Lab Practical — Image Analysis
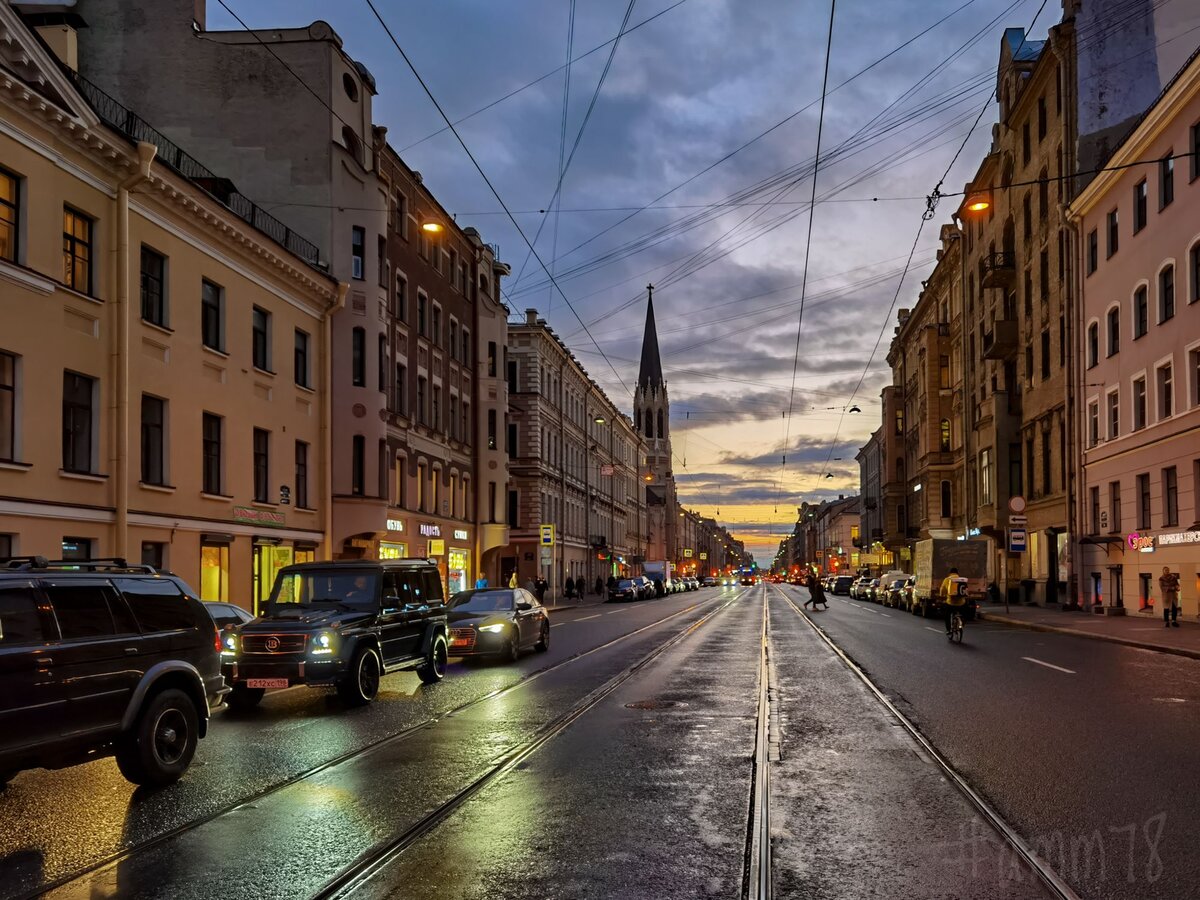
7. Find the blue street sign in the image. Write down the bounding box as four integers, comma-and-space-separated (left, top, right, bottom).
1008, 528, 1027, 553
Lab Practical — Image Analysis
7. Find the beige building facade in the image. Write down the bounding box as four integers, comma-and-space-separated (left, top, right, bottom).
0, 6, 339, 610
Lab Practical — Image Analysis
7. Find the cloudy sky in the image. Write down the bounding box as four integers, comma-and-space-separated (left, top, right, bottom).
209, 0, 1054, 561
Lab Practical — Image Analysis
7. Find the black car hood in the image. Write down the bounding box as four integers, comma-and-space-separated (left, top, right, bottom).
243, 607, 372, 630
447, 609, 514, 626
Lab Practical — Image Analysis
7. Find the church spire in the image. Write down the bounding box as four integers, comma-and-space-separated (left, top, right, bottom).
637, 283, 664, 392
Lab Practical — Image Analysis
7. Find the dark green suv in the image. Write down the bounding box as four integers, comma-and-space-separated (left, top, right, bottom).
0, 557, 226, 788
222, 560, 449, 709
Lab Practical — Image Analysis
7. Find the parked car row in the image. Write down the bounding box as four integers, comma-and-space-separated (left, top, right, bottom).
607, 574, 708, 602
849, 572, 978, 619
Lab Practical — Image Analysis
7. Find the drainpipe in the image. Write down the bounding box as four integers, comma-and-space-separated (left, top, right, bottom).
322, 282, 350, 560
113, 141, 157, 561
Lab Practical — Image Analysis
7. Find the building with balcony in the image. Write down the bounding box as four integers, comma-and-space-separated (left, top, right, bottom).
504, 310, 647, 597
0, 5, 339, 608
1069, 48, 1200, 616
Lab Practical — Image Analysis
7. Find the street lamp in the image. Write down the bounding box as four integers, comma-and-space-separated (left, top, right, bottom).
963, 189, 991, 214
421, 220, 444, 234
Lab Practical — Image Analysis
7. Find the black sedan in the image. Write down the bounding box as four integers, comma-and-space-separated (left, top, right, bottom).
446, 588, 550, 662
609, 578, 643, 602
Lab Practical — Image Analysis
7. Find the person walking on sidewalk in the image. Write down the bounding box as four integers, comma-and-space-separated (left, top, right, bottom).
535, 576, 548, 605
594, 576, 605, 597
564, 575, 575, 602
1160, 566, 1182, 627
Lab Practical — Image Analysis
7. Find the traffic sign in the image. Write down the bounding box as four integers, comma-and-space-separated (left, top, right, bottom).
1008, 496, 1027, 514
1008, 528, 1027, 553
539, 524, 555, 546
1008, 514, 1028, 525
683, 548, 693, 558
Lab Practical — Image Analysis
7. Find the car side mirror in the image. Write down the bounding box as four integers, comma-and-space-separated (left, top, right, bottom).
516, 602, 532, 611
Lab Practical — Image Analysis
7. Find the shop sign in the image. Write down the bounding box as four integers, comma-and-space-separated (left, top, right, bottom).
428, 539, 445, 556
386, 518, 405, 533
419, 523, 441, 537
1158, 530, 1200, 546
453, 529, 469, 541
233, 506, 285, 527
1126, 532, 1155, 553
600, 464, 614, 476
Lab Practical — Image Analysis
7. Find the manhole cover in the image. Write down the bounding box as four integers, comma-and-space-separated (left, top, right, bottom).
624, 699, 688, 710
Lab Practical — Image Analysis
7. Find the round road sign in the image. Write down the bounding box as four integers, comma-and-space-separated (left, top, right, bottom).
1008, 495, 1026, 514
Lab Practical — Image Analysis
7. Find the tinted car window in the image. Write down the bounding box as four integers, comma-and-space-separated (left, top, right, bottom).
46, 583, 134, 639
449, 590, 514, 612
116, 578, 193, 633
271, 570, 378, 609
422, 570, 444, 604
0, 586, 47, 645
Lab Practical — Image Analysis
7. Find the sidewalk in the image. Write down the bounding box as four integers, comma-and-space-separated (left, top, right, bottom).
977, 603, 1200, 660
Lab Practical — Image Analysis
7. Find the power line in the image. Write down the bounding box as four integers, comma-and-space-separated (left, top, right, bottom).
549, 0, 578, 314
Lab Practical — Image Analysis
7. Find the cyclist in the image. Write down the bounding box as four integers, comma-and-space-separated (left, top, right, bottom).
939, 567, 968, 635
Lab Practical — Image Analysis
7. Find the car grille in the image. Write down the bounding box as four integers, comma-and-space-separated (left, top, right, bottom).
449, 628, 476, 651
242, 633, 307, 654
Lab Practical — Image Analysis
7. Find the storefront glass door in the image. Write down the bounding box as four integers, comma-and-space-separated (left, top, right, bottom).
253, 544, 294, 615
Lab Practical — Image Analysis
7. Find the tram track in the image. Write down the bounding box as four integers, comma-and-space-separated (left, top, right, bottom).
743, 585, 773, 900
772, 585, 1080, 900
22, 590, 744, 900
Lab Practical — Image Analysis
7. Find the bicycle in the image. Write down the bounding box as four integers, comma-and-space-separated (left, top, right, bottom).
947, 608, 964, 643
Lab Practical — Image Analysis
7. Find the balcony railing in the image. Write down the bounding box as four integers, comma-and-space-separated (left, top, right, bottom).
66, 70, 322, 267
981, 251, 1016, 288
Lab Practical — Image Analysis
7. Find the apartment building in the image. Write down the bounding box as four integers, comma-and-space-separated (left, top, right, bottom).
0, 5, 338, 607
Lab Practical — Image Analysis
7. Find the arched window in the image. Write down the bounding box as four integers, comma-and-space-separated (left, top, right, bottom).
656, 409, 664, 440
1086, 322, 1098, 368
940, 480, 952, 519
644, 411, 653, 438
1106, 306, 1120, 356
635, 409, 642, 433
939, 419, 951, 453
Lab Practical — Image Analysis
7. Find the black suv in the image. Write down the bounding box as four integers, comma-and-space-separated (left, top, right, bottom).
222, 560, 449, 709
0, 557, 226, 788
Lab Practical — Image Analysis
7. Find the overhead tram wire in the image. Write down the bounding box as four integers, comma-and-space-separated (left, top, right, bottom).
361, 0, 636, 399
813, 0, 1053, 488
548, 0, 578, 314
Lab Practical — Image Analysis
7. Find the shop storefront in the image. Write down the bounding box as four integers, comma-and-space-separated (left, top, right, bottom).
380, 516, 408, 559
1084, 529, 1200, 616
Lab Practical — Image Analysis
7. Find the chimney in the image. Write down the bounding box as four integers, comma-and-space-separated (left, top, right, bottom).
525, 308, 538, 326
18, 7, 87, 72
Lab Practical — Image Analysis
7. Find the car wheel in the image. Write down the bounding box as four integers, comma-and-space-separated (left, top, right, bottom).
500, 635, 520, 664
114, 688, 199, 787
535, 622, 550, 653
338, 646, 382, 705
227, 684, 265, 711
417, 634, 448, 684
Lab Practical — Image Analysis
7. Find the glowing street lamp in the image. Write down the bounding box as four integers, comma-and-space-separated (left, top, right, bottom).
421, 220, 444, 234
963, 189, 991, 214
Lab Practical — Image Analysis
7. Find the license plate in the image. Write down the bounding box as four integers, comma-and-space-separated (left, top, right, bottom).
245, 678, 289, 689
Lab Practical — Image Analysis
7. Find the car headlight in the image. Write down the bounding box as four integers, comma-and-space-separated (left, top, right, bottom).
478, 623, 506, 634
310, 632, 336, 655
221, 633, 238, 656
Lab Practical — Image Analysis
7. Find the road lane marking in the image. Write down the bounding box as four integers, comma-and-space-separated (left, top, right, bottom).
577, 614, 601, 621
1022, 656, 1076, 674
880, 612, 892, 618
924, 627, 943, 633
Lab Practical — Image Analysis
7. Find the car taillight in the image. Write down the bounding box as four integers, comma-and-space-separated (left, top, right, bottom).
214, 627, 222, 653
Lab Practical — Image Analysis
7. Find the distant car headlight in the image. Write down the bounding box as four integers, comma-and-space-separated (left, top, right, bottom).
478, 623, 506, 634
310, 631, 336, 655
222, 633, 238, 656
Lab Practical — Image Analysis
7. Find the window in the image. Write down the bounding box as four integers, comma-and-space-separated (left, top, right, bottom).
47, 584, 136, 639
1042, 431, 1052, 496
0, 586, 44, 645
202, 412, 222, 494
488, 341, 498, 378
395, 274, 408, 320
1022, 122, 1031, 165
507, 422, 517, 459
63, 207, 93, 294
201, 279, 224, 351
1106, 307, 1120, 356
397, 192, 409, 239
1109, 481, 1121, 532
1159, 265, 1175, 322
940, 480, 952, 519
1133, 179, 1147, 232
1163, 466, 1178, 526
487, 409, 497, 449
60, 536, 92, 561
352, 327, 366, 386
432, 385, 441, 431
1089, 486, 1100, 534
449, 320, 458, 360
0, 351, 14, 462
939, 355, 950, 389
1160, 153, 1174, 208
295, 440, 309, 509
1037, 96, 1046, 139
1040, 249, 1049, 298
449, 395, 458, 440
1041, 330, 1051, 379
117, 578, 191, 632
1086, 323, 1098, 368
1023, 194, 1032, 240
252, 306, 271, 371
1157, 362, 1173, 420
1087, 401, 1099, 447
395, 363, 407, 415
1086, 229, 1098, 274
1192, 243, 1200, 303
62, 371, 94, 473
895, 409, 903, 435
0, 167, 18, 262
294, 329, 311, 388
979, 448, 993, 506
1133, 377, 1147, 431
1137, 472, 1151, 529
1192, 122, 1200, 182
416, 461, 426, 511
1192, 347, 1200, 408
462, 401, 470, 444
378, 235, 387, 286
1107, 389, 1120, 438
940, 418, 951, 452
417, 376, 427, 425
351, 434, 365, 496
432, 305, 442, 346
418, 292, 428, 336
1106, 209, 1118, 257
141, 395, 165, 485
253, 428, 269, 502
351, 226, 365, 280
200, 540, 229, 601
1133, 286, 1148, 338
140, 247, 166, 325
461, 328, 470, 366
378, 334, 387, 392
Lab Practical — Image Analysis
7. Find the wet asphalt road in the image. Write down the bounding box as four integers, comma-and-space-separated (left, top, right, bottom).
1, 583, 1061, 899
791, 583, 1200, 900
